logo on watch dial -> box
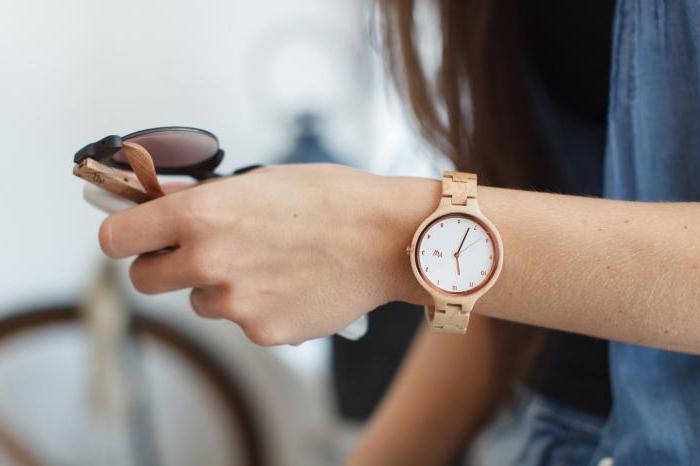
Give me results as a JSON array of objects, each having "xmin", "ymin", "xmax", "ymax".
[{"xmin": 416, "ymin": 214, "xmax": 496, "ymax": 294}]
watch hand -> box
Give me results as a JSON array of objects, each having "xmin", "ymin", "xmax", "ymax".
[
  {"xmin": 456, "ymin": 236, "xmax": 482, "ymax": 257},
  {"xmin": 456, "ymin": 256, "xmax": 461, "ymax": 276},
  {"xmin": 454, "ymin": 227, "xmax": 470, "ymax": 257}
]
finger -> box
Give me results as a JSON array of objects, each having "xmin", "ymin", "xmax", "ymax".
[
  {"xmin": 129, "ymin": 247, "xmax": 206, "ymax": 294},
  {"xmin": 190, "ymin": 287, "xmax": 229, "ymax": 319},
  {"xmin": 100, "ymin": 195, "xmax": 179, "ymax": 258}
]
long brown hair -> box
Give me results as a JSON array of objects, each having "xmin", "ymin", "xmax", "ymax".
[
  {"xmin": 378, "ymin": 0, "xmax": 554, "ymax": 189},
  {"xmin": 378, "ymin": 0, "xmax": 548, "ymax": 381}
]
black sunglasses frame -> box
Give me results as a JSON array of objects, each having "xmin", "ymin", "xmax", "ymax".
[{"xmin": 74, "ymin": 126, "xmax": 264, "ymax": 180}]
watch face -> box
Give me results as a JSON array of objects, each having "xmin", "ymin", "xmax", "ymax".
[{"xmin": 415, "ymin": 214, "xmax": 497, "ymax": 294}]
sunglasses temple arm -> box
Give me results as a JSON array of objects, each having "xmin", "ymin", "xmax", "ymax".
[
  {"xmin": 231, "ymin": 164, "xmax": 265, "ymax": 176},
  {"xmin": 191, "ymin": 164, "xmax": 264, "ymax": 180}
]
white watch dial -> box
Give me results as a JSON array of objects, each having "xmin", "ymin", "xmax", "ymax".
[{"xmin": 415, "ymin": 214, "xmax": 496, "ymax": 294}]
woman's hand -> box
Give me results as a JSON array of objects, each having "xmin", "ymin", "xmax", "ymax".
[{"xmin": 99, "ymin": 164, "xmax": 438, "ymax": 345}]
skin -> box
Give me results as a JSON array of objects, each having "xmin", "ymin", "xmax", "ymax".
[
  {"xmin": 100, "ymin": 162, "xmax": 700, "ymax": 464},
  {"xmin": 100, "ymin": 163, "xmax": 700, "ymax": 350},
  {"xmin": 346, "ymin": 318, "xmax": 543, "ymax": 466}
]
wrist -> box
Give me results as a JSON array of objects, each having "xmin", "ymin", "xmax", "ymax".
[{"xmin": 372, "ymin": 175, "xmax": 441, "ymax": 305}]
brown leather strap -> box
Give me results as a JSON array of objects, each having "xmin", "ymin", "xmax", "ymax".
[{"xmin": 121, "ymin": 141, "xmax": 166, "ymax": 199}]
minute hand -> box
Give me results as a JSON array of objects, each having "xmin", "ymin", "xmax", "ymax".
[
  {"xmin": 454, "ymin": 227, "xmax": 470, "ymax": 256},
  {"xmin": 456, "ymin": 237, "xmax": 483, "ymax": 257}
]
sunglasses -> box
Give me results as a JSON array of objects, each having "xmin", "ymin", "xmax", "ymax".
[
  {"xmin": 74, "ymin": 126, "xmax": 262, "ymax": 180},
  {"xmin": 72, "ymin": 126, "xmax": 369, "ymax": 341}
]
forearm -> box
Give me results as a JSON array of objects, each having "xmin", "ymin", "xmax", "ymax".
[
  {"xmin": 387, "ymin": 177, "xmax": 700, "ymax": 353},
  {"xmin": 101, "ymin": 163, "xmax": 700, "ymax": 349},
  {"xmin": 347, "ymin": 316, "xmax": 536, "ymax": 466}
]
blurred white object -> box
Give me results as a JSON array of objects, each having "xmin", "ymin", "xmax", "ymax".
[
  {"xmin": 0, "ymin": 0, "xmax": 403, "ymax": 464},
  {"xmin": 336, "ymin": 315, "xmax": 368, "ymax": 341},
  {"xmin": 83, "ymin": 184, "xmax": 136, "ymax": 214}
]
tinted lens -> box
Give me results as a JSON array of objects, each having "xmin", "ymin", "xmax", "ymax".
[{"xmin": 114, "ymin": 129, "xmax": 219, "ymax": 169}]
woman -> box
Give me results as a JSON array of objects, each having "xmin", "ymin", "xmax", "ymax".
[{"xmin": 98, "ymin": 0, "xmax": 700, "ymax": 464}]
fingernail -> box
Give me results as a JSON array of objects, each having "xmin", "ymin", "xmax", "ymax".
[{"xmin": 99, "ymin": 219, "xmax": 113, "ymax": 257}]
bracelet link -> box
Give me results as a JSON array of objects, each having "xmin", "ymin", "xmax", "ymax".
[
  {"xmin": 442, "ymin": 171, "xmax": 477, "ymax": 206},
  {"xmin": 425, "ymin": 302, "xmax": 471, "ymax": 334}
]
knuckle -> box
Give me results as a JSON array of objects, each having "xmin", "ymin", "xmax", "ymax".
[
  {"xmin": 244, "ymin": 321, "xmax": 285, "ymax": 347},
  {"xmin": 129, "ymin": 260, "xmax": 155, "ymax": 294},
  {"xmin": 190, "ymin": 290, "xmax": 217, "ymax": 319},
  {"xmin": 192, "ymin": 302, "xmax": 211, "ymax": 318},
  {"xmin": 310, "ymin": 162, "xmax": 333, "ymax": 172},
  {"xmin": 190, "ymin": 300, "xmax": 207, "ymax": 318},
  {"xmin": 225, "ymin": 306, "xmax": 247, "ymax": 328},
  {"xmin": 314, "ymin": 162, "xmax": 349, "ymax": 178},
  {"xmin": 218, "ymin": 286, "xmax": 238, "ymax": 317},
  {"xmin": 251, "ymin": 165, "xmax": 274, "ymax": 174},
  {"xmin": 224, "ymin": 290, "xmax": 256, "ymax": 323}
]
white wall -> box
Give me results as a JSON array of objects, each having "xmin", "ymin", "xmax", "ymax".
[
  {"xmin": 0, "ymin": 0, "xmax": 372, "ymax": 312},
  {"xmin": 0, "ymin": 2, "xmax": 382, "ymax": 464},
  {"xmin": 0, "ymin": 2, "xmax": 451, "ymax": 463}
]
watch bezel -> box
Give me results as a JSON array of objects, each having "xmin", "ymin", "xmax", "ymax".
[{"xmin": 414, "ymin": 212, "xmax": 499, "ymax": 297}]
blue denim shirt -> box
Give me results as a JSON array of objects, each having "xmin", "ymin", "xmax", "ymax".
[{"xmin": 596, "ymin": 1, "xmax": 700, "ymax": 464}]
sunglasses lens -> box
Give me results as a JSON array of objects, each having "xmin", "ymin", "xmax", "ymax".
[{"xmin": 114, "ymin": 129, "xmax": 219, "ymax": 169}]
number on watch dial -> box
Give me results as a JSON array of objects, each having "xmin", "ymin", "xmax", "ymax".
[{"xmin": 416, "ymin": 214, "xmax": 495, "ymax": 293}]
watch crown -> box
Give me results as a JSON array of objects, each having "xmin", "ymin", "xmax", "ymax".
[{"xmin": 405, "ymin": 245, "xmax": 412, "ymax": 256}]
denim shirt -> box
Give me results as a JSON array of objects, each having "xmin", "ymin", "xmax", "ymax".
[{"xmin": 596, "ymin": 1, "xmax": 700, "ymax": 464}]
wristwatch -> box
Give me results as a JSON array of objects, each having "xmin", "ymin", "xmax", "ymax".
[{"xmin": 407, "ymin": 172, "xmax": 503, "ymax": 334}]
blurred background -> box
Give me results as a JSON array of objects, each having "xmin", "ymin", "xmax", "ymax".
[{"xmin": 0, "ymin": 1, "xmax": 448, "ymax": 465}]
